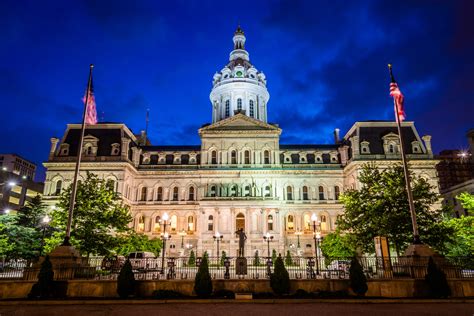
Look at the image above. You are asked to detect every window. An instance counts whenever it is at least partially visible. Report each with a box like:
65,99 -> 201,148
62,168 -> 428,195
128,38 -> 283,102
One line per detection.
319,186 -> 325,200
172,187 -> 179,201
286,186 -> 293,200
236,213 -> 245,231
229,185 -> 237,197
156,187 -> 163,201
244,150 -> 250,164
85,145 -> 93,155
334,186 -> 340,200
154,216 -> 161,232
137,216 -> 145,232
249,100 -> 254,117
187,216 -> 194,232
225,100 -> 230,117
208,215 -> 214,231
389,143 -> 395,153
287,215 -> 294,231
321,215 -> 328,231
54,180 -> 62,195
302,186 -> 309,200
244,185 -> 250,197
304,214 -> 311,231
170,215 -> 177,232
188,187 -> 195,201
140,187 -> 147,201
107,179 -> 116,192
231,150 -> 237,164
264,150 -> 270,164
264,185 -> 271,197
237,98 -> 242,111
210,185 -> 217,197
267,215 -> 273,231
211,150 -> 217,164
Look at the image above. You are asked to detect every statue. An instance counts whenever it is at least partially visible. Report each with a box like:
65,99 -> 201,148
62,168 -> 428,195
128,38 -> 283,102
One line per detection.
235,228 -> 247,257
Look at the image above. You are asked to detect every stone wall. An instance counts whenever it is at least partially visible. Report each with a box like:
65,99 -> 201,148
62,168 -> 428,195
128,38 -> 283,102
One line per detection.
1,279 -> 473,300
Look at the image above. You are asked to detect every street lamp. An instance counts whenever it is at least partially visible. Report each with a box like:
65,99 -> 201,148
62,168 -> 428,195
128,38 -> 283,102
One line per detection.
311,213 -> 321,275
4,209 -> 11,214
295,229 -> 303,249
213,231 -> 223,258
263,232 -> 274,259
40,215 -> 51,256
160,212 -> 171,274
179,229 -> 186,249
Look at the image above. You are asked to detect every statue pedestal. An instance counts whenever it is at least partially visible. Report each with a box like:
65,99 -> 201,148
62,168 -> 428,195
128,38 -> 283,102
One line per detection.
235,257 -> 248,275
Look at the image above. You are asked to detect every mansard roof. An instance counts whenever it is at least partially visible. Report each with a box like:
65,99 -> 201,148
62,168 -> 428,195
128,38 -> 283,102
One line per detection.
141,145 -> 200,152
280,144 -> 339,151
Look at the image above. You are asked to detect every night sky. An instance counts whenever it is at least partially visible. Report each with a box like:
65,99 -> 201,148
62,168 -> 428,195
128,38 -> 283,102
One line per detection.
1,0 -> 473,181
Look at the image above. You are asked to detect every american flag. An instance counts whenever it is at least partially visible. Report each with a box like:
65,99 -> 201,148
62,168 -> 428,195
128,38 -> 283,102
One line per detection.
389,69 -> 406,122
83,77 -> 97,125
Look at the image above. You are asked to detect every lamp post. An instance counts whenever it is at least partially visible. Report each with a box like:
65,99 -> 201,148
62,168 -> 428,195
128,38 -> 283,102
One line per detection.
40,215 -> 51,256
263,232 -> 274,258
311,213 -> 321,275
213,231 -> 223,258
179,229 -> 186,249
295,229 -> 303,249
160,212 -> 171,274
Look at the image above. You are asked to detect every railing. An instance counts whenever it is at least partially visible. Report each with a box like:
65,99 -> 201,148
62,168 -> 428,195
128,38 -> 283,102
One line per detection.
0,256 -> 472,281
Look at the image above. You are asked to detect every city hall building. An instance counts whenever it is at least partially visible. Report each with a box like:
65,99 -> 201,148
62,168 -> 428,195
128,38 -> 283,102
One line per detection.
42,27 -> 439,257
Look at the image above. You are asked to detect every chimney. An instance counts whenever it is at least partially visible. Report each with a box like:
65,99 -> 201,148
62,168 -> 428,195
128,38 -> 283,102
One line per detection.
334,128 -> 340,144
49,138 -> 59,160
422,135 -> 433,157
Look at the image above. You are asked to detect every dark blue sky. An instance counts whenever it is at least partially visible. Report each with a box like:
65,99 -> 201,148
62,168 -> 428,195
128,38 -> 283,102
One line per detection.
1,0 -> 473,181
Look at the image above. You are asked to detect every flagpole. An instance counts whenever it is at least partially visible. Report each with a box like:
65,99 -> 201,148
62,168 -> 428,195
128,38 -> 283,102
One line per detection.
62,64 -> 94,246
388,64 -> 421,244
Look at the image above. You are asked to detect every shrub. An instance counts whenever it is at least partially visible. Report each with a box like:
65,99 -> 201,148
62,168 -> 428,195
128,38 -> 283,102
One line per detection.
220,251 -> 227,266
271,249 -> 277,262
194,255 -> 212,298
188,250 -> 196,266
270,254 -> 290,295
425,257 -> 451,298
349,257 -> 368,296
253,250 -> 261,266
285,250 -> 293,266
117,259 -> 136,298
153,289 -> 185,299
28,255 -> 55,299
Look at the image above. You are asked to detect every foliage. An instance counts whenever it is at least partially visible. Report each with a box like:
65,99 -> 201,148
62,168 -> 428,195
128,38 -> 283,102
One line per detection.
188,250 -> 196,266
115,232 -> 162,257
46,172 -> 132,257
457,192 -> 474,211
337,163 -> 453,254
28,256 -> 54,299
17,195 -> 47,228
284,250 -> 293,266
320,231 -> 356,265
117,259 -> 136,298
0,214 -> 41,259
270,254 -> 290,295
349,257 -> 368,296
253,250 -> 261,266
194,254 -> 212,298
425,257 -> 451,298
220,250 -> 227,266
272,249 -> 277,262
442,215 -> 474,262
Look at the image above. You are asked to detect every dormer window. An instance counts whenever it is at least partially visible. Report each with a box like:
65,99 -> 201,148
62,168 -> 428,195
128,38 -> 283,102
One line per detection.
315,154 -> 323,163
84,144 -> 93,156
360,141 -> 370,154
411,141 -> 422,154
59,143 -> 69,156
382,133 -> 400,155
111,143 -> 120,156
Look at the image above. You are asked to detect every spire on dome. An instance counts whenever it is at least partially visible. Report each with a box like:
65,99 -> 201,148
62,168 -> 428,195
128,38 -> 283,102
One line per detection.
234,24 -> 244,35
232,25 -> 247,57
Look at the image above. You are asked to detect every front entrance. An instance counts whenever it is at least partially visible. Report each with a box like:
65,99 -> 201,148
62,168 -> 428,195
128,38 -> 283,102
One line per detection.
236,213 -> 245,231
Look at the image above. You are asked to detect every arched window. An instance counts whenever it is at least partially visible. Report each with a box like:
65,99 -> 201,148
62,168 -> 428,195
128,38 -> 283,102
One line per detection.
244,185 -> 251,197
187,216 -> 194,232
236,213 -> 245,231
264,150 -> 270,164
137,216 -> 145,232
208,215 -> 214,231
172,187 -> 179,201
140,187 -> 147,201
231,150 -> 237,164
249,100 -> 254,117
244,150 -> 250,164
170,215 -> 177,232
302,186 -> 309,200
154,216 -> 161,232
286,186 -> 293,200
389,143 -> 395,153
225,100 -> 230,118
267,215 -> 273,231
210,185 -> 217,197
318,186 -> 325,200
188,186 -> 195,201
54,180 -> 62,195
334,186 -> 340,200
286,215 -> 294,231
229,184 -> 237,197
320,215 -> 328,231
211,150 -> 217,164
107,179 -> 116,192
304,214 -> 311,231
264,185 -> 271,197
85,145 -> 93,155
156,187 -> 163,201
237,98 -> 242,111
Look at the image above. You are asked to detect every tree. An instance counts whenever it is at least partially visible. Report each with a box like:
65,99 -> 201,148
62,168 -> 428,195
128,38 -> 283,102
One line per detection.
17,195 -> 47,228
115,232 -> 162,257
442,215 -> 474,265
457,192 -> 474,211
284,250 -> 293,266
220,250 -> 227,266
0,214 -> 40,260
349,257 -> 368,296
320,231 -> 356,265
46,172 -> 132,257
270,254 -> 290,295
253,250 -> 261,266
188,250 -> 196,266
194,255 -> 212,297
425,257 -> 451,298
272,249 -> 277,262
338,163 -> 453,254
117,259 -> 136,298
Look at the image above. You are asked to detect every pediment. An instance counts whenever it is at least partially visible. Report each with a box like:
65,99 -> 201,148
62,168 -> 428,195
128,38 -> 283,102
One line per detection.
382,132 -> 399,139
199,114 -> 281,134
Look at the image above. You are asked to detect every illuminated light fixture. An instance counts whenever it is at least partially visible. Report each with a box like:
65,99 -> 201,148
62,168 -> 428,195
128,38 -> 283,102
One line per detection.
311,213 -> 317,222
2,167 -> 6,171
4,209 -> 11,214
162,212 -> 169,221
7,181 -> 16,187
22,175 -> 27,179
42,215 -> 51,224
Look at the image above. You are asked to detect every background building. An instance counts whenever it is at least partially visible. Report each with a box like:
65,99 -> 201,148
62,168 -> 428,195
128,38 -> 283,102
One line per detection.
42,28 -> 439,257
0,154 -> 37,180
